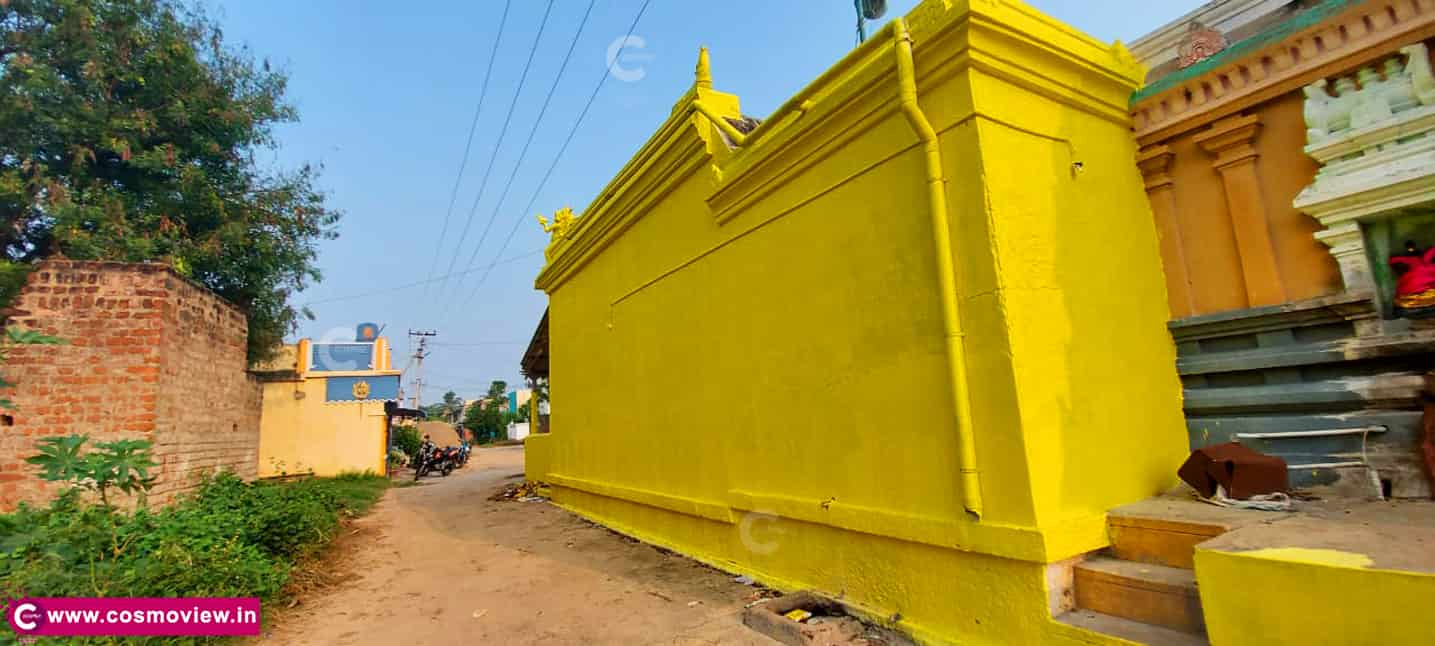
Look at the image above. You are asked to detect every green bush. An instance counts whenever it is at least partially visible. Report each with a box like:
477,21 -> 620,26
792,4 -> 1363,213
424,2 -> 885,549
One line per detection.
0,469 -> 389,621
26,434 -> 158,506
391,424 -> 422,460
0,260 -> 31,311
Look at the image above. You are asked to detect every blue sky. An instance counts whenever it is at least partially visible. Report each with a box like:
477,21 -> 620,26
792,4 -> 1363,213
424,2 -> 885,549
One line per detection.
213,0 -> 1202,402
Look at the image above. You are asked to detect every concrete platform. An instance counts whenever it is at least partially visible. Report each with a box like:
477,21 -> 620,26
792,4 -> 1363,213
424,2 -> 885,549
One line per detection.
1190,502 -> 1435,645
1102,490 -> 1435,644
1112,488 -> 1435,535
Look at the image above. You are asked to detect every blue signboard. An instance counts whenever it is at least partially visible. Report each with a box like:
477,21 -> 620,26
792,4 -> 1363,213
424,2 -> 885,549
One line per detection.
310,343 -> 375,372
324,375 -> 400,403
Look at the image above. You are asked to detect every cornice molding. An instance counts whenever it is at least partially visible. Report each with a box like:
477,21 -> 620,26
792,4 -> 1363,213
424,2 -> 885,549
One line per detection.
710,0 -> 1143,226
1137,144 -> 1177,190
1132,0 -> 1435,146
536,0 -> 1149,292
1129,0 -> 1293,68
533,90 -> 725,292
1194,113 -> 1263,169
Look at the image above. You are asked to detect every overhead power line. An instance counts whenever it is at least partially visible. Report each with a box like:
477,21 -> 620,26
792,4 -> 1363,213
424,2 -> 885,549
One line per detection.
421,0 -> 513,301
301,248 -> 543,307
444,0 -> 598,307
435,0 -> 557,299
457,0 -> 656,312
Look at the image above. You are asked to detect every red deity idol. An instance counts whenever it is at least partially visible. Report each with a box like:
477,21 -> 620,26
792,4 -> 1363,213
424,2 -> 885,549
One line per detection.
1390,241 -> 1435,311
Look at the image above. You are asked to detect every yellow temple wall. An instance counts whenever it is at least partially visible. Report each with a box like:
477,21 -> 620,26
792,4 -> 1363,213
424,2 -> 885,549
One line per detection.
526,1 -> 1188,642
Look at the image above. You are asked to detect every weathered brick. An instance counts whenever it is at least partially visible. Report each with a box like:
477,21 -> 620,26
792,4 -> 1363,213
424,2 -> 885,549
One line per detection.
0,259 -> 261,510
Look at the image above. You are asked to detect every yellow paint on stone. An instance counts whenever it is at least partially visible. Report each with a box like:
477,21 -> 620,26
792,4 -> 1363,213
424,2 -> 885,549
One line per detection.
1243,546 -> 1375,569
526,1 -> 1187,643
1197,546 -> 1435,645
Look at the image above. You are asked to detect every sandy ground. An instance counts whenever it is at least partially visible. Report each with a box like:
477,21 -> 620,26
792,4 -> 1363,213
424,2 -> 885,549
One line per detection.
260,446 -> 779,645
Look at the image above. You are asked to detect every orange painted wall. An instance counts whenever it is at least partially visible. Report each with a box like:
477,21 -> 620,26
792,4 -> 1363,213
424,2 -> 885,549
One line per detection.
1140,88 -> 1342,320
1256,91 -> 1342,302
1164,129 -> 1246,315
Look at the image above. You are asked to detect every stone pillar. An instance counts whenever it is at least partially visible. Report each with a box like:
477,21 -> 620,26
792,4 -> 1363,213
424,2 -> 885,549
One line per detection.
1195,114 -> 1287,307
1138,144 -> 1196,318
1312,222 -> 1376,294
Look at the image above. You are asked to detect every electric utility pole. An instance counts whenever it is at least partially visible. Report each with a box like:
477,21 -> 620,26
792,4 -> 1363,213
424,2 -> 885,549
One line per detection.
408,329 -> 437,409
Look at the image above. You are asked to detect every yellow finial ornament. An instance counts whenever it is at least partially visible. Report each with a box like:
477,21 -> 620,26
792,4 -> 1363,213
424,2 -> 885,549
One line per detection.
695,46 -> 712,89
538,207 -> 578,262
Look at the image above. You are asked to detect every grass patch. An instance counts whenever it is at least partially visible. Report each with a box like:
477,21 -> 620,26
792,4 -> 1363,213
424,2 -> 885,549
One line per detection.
0,471 -> 391,643
307,471 -> 391,516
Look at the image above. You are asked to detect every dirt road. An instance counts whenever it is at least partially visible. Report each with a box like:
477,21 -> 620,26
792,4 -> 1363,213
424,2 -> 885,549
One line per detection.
262,446 -> 778,645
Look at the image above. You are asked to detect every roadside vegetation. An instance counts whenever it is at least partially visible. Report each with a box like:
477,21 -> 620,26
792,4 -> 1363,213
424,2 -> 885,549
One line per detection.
390,423 -> 423,461
463,381 -> 528,444
0,435 -> 389,638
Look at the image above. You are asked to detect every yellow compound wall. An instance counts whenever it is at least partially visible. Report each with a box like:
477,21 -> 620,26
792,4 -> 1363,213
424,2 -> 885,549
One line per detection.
257,376 -> 389,477
257,339 -> 395,477
526,1 -> 1188,642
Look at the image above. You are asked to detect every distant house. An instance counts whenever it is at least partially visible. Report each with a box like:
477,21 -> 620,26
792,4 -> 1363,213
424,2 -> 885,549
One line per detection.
253,324 -> 401,476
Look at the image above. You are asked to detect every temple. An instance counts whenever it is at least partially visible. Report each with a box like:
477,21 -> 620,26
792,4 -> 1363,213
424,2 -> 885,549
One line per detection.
524,1 -> 1435,643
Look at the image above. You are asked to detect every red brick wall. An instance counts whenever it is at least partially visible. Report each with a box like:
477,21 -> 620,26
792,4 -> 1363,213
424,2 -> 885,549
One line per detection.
151,272 -> 261,503
0,260 -> 261,510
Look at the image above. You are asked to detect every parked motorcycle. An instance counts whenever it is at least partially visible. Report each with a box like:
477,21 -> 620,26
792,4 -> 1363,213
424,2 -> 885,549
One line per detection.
438,446 -> 461,475
413,445 -> 462,479
413,444 -> 455,480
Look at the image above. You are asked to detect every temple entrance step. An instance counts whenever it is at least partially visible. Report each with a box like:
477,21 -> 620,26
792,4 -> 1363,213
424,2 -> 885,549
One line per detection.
1106,497 -> 1257,569
1073,556 -> 1205,635
1056,609 -> 1208,646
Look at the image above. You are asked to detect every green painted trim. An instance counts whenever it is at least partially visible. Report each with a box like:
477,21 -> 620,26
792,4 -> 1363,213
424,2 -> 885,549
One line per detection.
1131,0 -> 1361,104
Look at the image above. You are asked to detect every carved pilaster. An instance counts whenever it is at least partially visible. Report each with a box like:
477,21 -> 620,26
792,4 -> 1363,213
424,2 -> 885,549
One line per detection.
1137,144 -> 1196,317
1194,114 -> 1287,307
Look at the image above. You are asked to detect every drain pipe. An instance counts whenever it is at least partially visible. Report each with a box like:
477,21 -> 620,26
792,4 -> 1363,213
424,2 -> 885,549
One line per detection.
893,18 -> 983,520
692,101 -> 748,146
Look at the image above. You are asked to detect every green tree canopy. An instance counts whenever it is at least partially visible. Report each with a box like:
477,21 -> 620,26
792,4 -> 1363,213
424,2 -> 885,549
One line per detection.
462,381 -> 511,444
420,391 -> 463,422
0,0 -> 340,359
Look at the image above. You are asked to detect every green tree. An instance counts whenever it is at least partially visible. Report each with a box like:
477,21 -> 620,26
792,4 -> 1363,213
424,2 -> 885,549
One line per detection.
0,0 -> 340,361
441,390 -> 464,422
462,381 -> 509,444
420,390 -> 463,422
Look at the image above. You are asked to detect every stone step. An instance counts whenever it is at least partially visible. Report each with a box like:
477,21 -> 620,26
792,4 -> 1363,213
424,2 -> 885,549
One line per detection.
1183,374 -> 1426,415
1057,609 -> 1209,646
1106,496 -> 1261,569
1108,514 -> 1229,570
1074,556 -> 1204,635
1176,335 -> 1435,376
